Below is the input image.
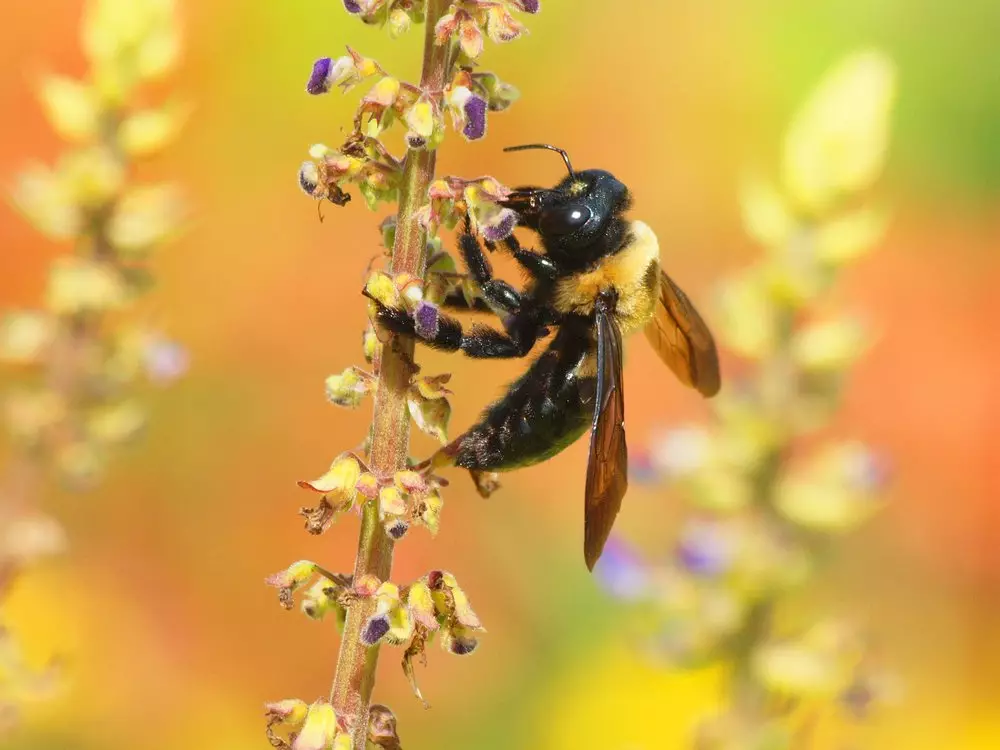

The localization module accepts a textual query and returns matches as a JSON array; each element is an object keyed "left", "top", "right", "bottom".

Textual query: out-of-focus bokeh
[{"left": 0, "top": 2, "right": 996, "bottom": 748}]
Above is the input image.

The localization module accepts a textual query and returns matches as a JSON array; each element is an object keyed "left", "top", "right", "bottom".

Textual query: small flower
[
  {"left": 0, "top": 312, "right": 55, "bottom": 365},
  {"left": 265, "top": 698, "right": 309, "bottom": 747},
  {"left": 0, "top": 514, "right": 67, "bottom": 562},
  {"left": 298, "top": 453, "right": 362, "bottom": 496},
  {"left": 293, "top": 700, "right": 339, "bottom": 750},
  {"left": 479, "top": 207, "right": 516, "bottom": 241},
  {"left": 485, "top": 6, "right": 527, "bottom": 44},
  {"left": 387, "top": 8, "right": 411, "bottom": 39},
  {"left": 790, "top": 317, "right": 869, "bottom": 372},
  {"left": 462, "top": 94, "right": 487, "bottom": 140},
  {"left": 427, "top": 570, "right": 483, "bottom": 630},
  {"left": 37, "top": 75, "right": 100, "bottom": 143},
  {"left": 300, "top": 578, "right": 347, "bottom": 621},
  {"left": 407, "top": 381, "right": 451, "bottom": 443},
  {"left": 676, "top": 519, "right": 734, "bottom": 578},
  {"left": 265, "top": 560, "right": 319, "bottom": 609},
  {"left": 379, "top": 486, "right": 407, "bottom": 517},
  {"left": 361, "top": 615, "right": 391, "bottom": 647},
  {"left": 142, "top": 335, "right": 188, "bottom": 384},
  {"left": 457, "top": 13, "right": 484, "bottom": 59},
  {"left": 306, "top": 57, "right": 344, "bottom": 95},
  {"left": 649, "top": 425, "right": 711, "bottom": 478},
  {"left": 108, "top": 183, "right": 184, "bottom": 255},
  {"left": 594, "top": 537, "right": 650, "bottom": 601},
  {"left": 325, "top": 367, "right": 376, "bottom": 408},
  {"left": 405, "top": 581, "right": 439, "bottom": 631},
  {"left": 412, "top": 300, "right": 440, "bottom": 340},
  {"left": 117, "top": 103, "right": 188, "bottom": 156},
  {"left": 362, "top": 581, "right": 413, "bottom": 646},
  {"left": 45, "top": 257, "right": 128, "bottom": 316},
  {"left": 783, "top": 50, "right": 896, "bottom": 212},
  {"left": 440, "top": 625, "right": 479, "bottom": 655}
]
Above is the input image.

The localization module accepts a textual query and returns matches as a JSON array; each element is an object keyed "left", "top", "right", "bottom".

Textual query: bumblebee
[{"left": 368, "top": 144, "right": 720, "bottom": 569}]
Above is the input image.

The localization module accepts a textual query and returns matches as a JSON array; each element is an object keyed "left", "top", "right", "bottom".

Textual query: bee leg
[
  {"left": 416, "top": 436, "right": 502, "bottom": 498},
  {"left": 367, "top": 295, "right": 542, "bottom": 359},
  {"left": 469, "top": 470, "right": 501, "bottom": 497},
  {"left": 459, "top": 216, "right": 524, "bottom": 314},
  {"left": 487, "top": 233, "right": 558, "bottom": 281}
]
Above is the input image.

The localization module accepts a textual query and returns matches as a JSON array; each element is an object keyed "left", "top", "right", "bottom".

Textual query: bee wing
[
  {"left": 584, "top": 295, "right": 628, "bottom": 571},
  {"left": 644, "top": 270, "right": 721, "bottom": 397}
]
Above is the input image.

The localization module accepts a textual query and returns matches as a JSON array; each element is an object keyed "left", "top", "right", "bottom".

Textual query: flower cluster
[
  {"left": 600, "top": 51, "right": 899, "bottom": 746},
  {"left": 0, "top": 0, "right": 186, "bottom": 731},
  {"left": 4, "top": 0, "right": 187, "bottom": 491},
  {"left": 297, "top": 454, "right": 445, "bottom": 540},
  {"left": 299, "top": 5, "right": 527, "bottom": 212},
  {"left": 266, "top": 563, "right": 482, "bottom": 706},
  {"left": 265, "top": 697, "right": 404, "bottom": 750},
  {"left": 269, "top": 2, "right": 538, "bottom": 745}
]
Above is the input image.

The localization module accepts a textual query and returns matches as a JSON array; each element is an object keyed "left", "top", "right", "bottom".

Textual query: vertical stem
[
  {"left": 728, "top": 307, "right": 796, "bottom": 719},
  {"left": 329, "top": 2, "right": 453, "bottom": 744}
]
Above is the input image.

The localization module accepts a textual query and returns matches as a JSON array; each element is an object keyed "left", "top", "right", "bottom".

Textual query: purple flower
[
  {"left": 343, "top": 0, "right": 362, "bottom": 12},
  {"left": 306, "top": 57, "right": 334, "bottom": 95},
  {"left": 462, "top": 95, "right": 488, "bottom": 140},
  {"left": 844, "top": 447, "right": 891, "bottom": 493},
  {"left": 517, "top": 0, "right": 541, "bottom": 12},
  {"left": 595, "top": 537, "right": 649, "bottom": 601},
  {"left": 144, "top": 338, "right": 188, "bottom": 385},
  {"left": 413, "top": 301, "right": 440, "bottom": 340},
  {"left": 628, "top": 447, "right": 659, "bottom": 485},
  {"left": 361, "top": 615, "right": 390, "bottom": 646},
  {"left": 676, "top": 519, "right": 733, "bottom": 577},
  {"left": 385, "top": 519, "right": 409, "bottom": 540},
  {"left": 481, "top": 208, "right": 517, "bottom": 242}
]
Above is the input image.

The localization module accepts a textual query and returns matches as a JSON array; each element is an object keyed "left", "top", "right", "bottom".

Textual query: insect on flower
[{"left": 366, "top": 144, "right": 720, "bottom": 569}]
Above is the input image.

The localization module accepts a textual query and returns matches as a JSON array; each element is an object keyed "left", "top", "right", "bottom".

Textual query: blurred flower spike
[
  {"left": 279, "top": 0, "right": 541, "bottom": 744},
  {"left": 602, "top": 50, "right": 898, "bottom": 745},
  {"left": 0, "top": 0, "right": 187, "bottom": 730},
  {"left": 4, "top": 0, "right": 187, "bottom": 491}
]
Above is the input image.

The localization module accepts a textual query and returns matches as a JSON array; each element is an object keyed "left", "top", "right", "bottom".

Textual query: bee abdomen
[{"left": 453, "top": 376, "right": 595, "bottom": 471}]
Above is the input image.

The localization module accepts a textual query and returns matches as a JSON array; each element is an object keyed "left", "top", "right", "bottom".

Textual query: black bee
[{"left": 368, "top": 144, "right": 720, "bottom": 569}]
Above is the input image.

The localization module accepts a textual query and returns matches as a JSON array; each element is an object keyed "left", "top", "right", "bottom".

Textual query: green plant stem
[{"left": 328, "top": 2, "right": 453, "bottom": 744}]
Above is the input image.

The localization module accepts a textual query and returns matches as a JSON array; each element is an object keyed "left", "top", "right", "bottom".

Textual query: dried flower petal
[{"left": 265, "top": 560, "right": 318, "bottom": 609}]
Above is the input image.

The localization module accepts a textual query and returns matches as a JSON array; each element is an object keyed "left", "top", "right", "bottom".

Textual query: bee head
[{"left": 500, "top": 145, "right": 632, "bottom": 268}]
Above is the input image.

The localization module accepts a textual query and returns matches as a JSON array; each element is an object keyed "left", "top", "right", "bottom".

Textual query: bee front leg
[
  {"left": 459, "top": 216, "right": 524, "bottom": 314},
  {"left": 366, "top": 294, "right": 542, "bottom": 359}
]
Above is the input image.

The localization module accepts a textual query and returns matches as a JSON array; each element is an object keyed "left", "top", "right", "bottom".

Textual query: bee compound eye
[{"left": 538, "top": 204, "right": 593, "bottom": 235}]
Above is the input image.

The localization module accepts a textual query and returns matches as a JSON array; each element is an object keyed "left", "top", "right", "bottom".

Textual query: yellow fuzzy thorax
[{"left": 552, "top": 219, "right": 661, "bottom": 337}]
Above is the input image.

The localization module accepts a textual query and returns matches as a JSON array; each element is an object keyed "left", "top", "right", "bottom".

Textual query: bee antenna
[{"left": 503, "top": 143, "right": 576, "bottom": 179}]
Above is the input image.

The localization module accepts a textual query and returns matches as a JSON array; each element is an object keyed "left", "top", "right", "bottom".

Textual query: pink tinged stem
[{"left": 328, "top": 2, "right": 454, "bottom": 746}]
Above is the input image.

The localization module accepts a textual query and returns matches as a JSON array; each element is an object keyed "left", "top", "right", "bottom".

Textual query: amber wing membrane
[
  {"left": 644, "top": 270, "right": 721, "bottom": 397},
  {"left": 584, "top": 298, "right": 628, "bottom": 570}
]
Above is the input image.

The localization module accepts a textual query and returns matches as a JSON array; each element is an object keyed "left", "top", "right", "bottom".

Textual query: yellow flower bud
[{"left": 37, "top": 75, "right": 100, "bottom": 142}]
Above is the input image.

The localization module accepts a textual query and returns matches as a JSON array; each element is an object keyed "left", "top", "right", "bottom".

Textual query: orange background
[{"left": 1, "top": 1, "right": 997, "bottom": 748}]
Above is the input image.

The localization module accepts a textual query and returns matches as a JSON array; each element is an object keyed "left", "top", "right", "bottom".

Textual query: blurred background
[{"left": 0, "top": 1, "right": 996, "bottom": 748}]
